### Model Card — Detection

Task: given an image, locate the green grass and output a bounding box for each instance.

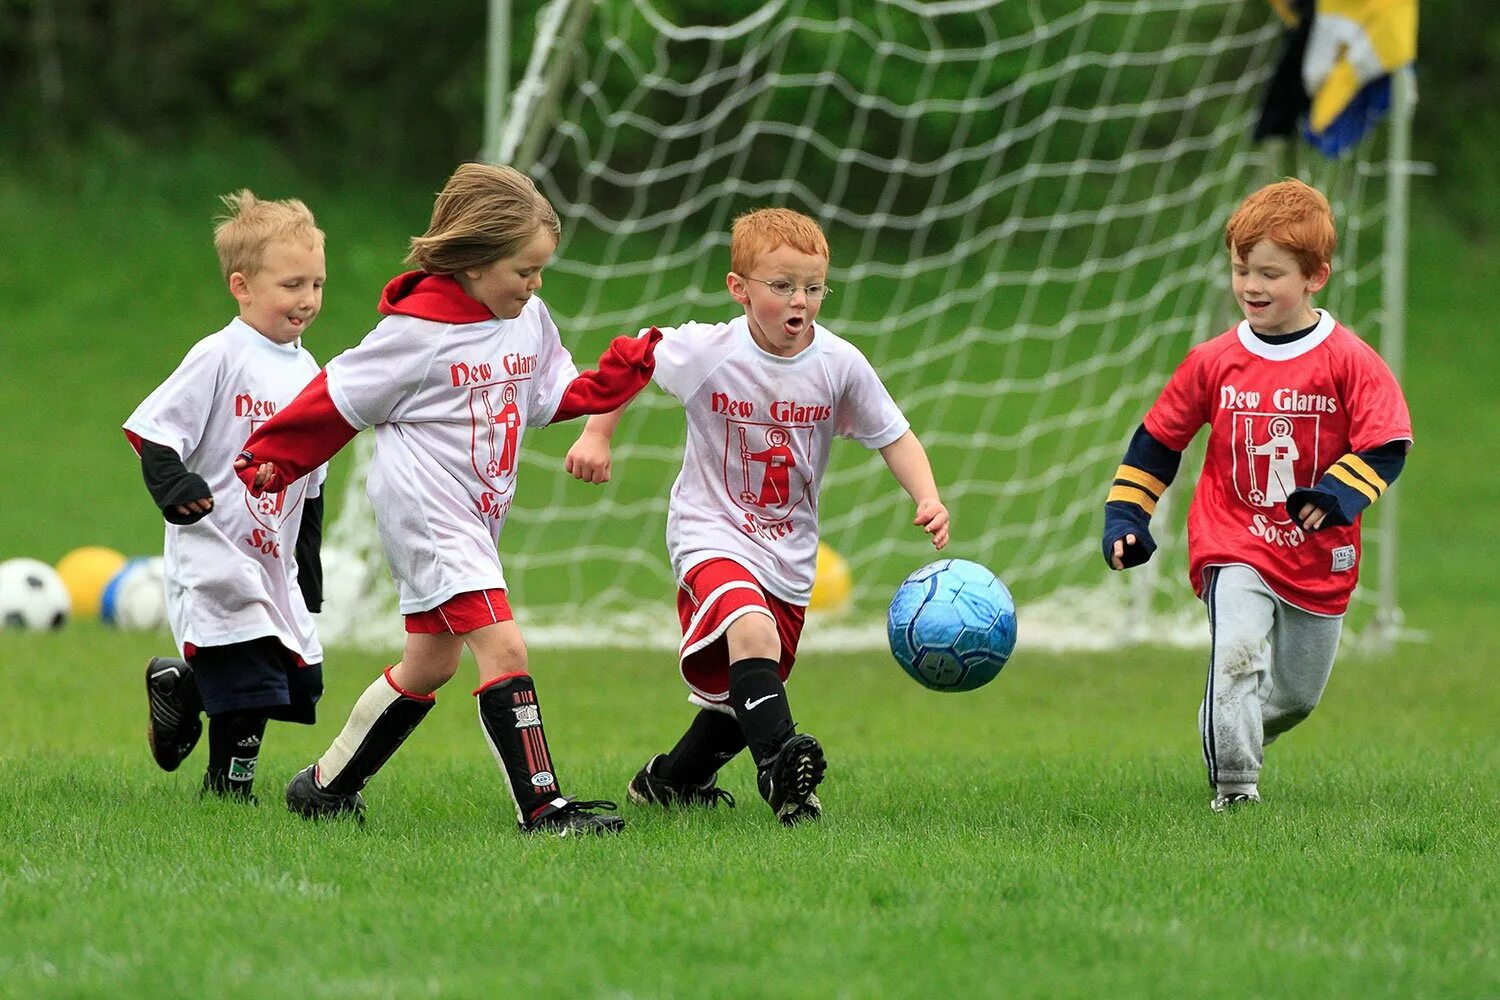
[3,148,1499,997]
[1,625,1496,998]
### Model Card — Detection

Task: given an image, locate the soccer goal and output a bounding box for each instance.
[321,0,1414,653]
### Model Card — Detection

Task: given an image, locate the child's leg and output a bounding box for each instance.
[311,633,453,796]
[204,711,267,798]
[1199,566,1277,796]
[467,620,622,833]
[726,611,796,763]
[657,707,747,786]
[1262,603,1342,744]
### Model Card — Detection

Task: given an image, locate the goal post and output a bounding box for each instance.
[321,0,1412,653]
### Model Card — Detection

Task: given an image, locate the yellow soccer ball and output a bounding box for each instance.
[809,542,853,615]
[55,546,128,618]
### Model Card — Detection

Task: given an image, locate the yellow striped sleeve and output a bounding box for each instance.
[1107,484,1158,514]
[1328,463,1380,504]
[1339,454,1388,494]
[1114,465,1167,497]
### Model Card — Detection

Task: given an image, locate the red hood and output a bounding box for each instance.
[377,271,494,323]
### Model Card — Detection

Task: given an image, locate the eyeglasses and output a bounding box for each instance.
[740,275,832,301]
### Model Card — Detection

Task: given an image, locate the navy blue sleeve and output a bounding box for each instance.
[1101,424,1183,569]
[295,494,324,612]
[1286,439,1408,530]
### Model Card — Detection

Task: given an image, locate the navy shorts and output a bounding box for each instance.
[187,637,323,724]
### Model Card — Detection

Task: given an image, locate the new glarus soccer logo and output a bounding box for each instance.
[465,376,527,494]
[242,416,304,533]
[1232,410,1320,546]
[723,420,812,524]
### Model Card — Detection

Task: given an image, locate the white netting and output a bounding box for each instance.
[321,0,1405,652]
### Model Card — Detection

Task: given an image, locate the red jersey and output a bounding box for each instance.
[1144,312,1412,614]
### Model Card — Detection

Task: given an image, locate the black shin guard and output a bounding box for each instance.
[316,671,435,796]
[729,657,796,765]
[204,711,267,796]
[659,708,748,785]
[475,674,564,823]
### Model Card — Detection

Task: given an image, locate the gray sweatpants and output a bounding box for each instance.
[1198,564,1343,790]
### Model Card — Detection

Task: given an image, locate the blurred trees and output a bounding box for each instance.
[0,0,1493,234]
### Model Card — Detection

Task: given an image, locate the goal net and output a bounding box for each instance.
[321,0,1411,652]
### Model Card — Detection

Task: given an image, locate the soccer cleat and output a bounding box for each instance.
[285,765,366,822]
[756,733,826,826]
[146,656,202,772]
[1209,791,1262,813]
[627,754,737,809]
[521,798,625,836]
[201,772,258,805]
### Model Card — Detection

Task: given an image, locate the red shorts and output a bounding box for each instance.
[677,558,805,705]
[404,589,513,634]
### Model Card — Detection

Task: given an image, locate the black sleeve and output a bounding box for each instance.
[295,493,324,613]
[1286,439,1408,530]
[139,440,214,526]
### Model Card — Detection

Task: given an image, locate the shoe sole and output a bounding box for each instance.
[146,658,199,772]
[769,735,826,824]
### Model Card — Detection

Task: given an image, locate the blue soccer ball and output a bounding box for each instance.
[887,559,1017,692]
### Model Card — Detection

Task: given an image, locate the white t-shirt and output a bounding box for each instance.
[652,316,909,604]
[325,297,577,613]
[124,317,325,661]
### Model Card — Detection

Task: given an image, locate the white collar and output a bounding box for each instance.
[1235,309,1335,361]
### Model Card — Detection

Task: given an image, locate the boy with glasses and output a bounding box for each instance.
[565,207,950,825]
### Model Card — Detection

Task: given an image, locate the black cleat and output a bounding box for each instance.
[285,765,365,822]
[522,798,625,836]
[201,772,258,804]
[756,733,826,826]
[146,657,202,772]
[627,755,736,809]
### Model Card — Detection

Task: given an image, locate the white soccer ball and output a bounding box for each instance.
[102,557,169,631]
[0,558,72,631]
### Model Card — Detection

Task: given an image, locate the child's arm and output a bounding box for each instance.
[564,403,632,484]
[295,493,324,612]
[127,435,215,524]
[1102,423,1183,570]
[1286,440,1408,531]
[233,370,359,495]
[878,430,949,550]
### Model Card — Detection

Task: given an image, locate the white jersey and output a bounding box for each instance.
[326,297,577,613]
[124,317,325,661]
[652,316,909,604]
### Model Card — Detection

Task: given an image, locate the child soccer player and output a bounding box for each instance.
[565,207,950,825]
[124,190,330,800]
[1101,178,1412,812]
[232,163,660,835]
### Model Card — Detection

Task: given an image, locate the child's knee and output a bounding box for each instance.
[726,610,780,662]
[1215,635,1263,678]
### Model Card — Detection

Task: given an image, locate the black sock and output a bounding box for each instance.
[204,711,267,797]
[476,674,564,824]
[728,657,795,765]
[659,708,747,785]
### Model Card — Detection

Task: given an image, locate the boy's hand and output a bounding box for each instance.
[1295,503,1327,531]
[1106,530,1155,570]
[564,430,613,484]
[233,453,283,495]
[914,498,949,550]
[174,496,214,518]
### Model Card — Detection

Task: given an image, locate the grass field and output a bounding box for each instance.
[2,152,1498,998]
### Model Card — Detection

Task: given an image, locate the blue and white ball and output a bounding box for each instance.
[887,559,1016,692]
[0,558,71,631]
[101,557,168,631]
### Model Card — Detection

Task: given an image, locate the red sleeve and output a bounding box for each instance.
[124,429,144,455]
[1144,343,1211,451]
[549,328,662,424]
[234,370,358,495]
[1341,338,1413,452]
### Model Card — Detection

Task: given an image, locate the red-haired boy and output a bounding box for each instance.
[1102,178,1413,811]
